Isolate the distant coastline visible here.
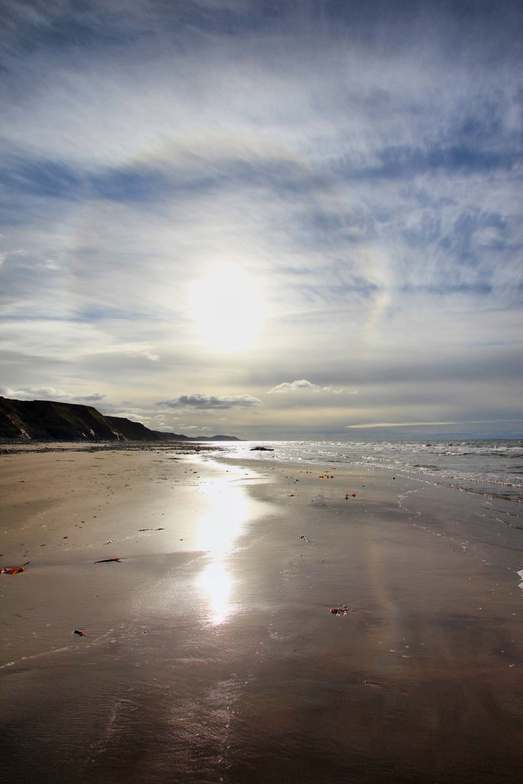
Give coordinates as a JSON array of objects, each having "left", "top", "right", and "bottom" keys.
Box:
[{"left": 0, "top": 396, "right": 239, "bottom": 443}]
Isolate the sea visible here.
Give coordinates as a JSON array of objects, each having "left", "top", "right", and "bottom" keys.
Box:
[{"left": 215, "top": 438, "right": 523, "bottom": 504}]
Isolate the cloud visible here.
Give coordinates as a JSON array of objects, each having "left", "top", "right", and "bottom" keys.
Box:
[
  {"left": 268, "top": 379, "right": 344, "bottom": 395},
  {"left": 0, "top": 2, "right": 521, "bottom": 438},
  {"left": 346, "top": 420, "right": 457, "bottom": 429},
  {"left": 346, "top": 419, "right": 523, "bottom": 430},
  {"left": 159, "top": 394, "right": 262, "bottom": 410},
  {"left": 0, "top": 385, "right": 105, "bottom": 403}
]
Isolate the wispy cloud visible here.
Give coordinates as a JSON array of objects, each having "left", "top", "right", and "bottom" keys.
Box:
[
  {"left": 346, "top": 421, "right": 458, "bottom": 430},
  {"left": 0, "top": 1, "right": 521, "bottom": 437},
  {"left": 0, "top": 385, "right": 104, "bottom": 403},
  {"left": 346, "top": 419, "right": 523, "bottom": 432}
]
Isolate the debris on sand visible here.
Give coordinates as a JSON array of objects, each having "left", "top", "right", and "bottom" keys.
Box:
[
  {"left": 250, "top": 446, "right": 274, "bottom": 451},
  {"left": 330, "top": 605, "right": 350, "bottom": 616},
  {"left": 94, "top": 557, "right": 122, "bottom": 564},
  {"left": 1, "top": 565, "right": 26, "bottom": 575},
  {"left": 73, "top": 629, "right": 86, "bottom": 637},
  {"left": 299, "top": 535, "right": 311, "bottom": 543}
]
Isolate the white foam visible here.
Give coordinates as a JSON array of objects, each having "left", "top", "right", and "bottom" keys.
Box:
[{"left": 0, "top": 628, "right": 115, "bottom": 671}]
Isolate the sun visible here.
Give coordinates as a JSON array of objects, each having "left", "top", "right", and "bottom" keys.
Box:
[{"left": 187, "top": 264, "right": 266, "bottom": 352}]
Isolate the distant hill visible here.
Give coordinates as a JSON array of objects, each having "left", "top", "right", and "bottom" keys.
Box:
[
  {"left": 0, "top": 397, "right": 239, "bottom": 443},
  {"left": 197, "top": 434, "right": 240, "bottom": 442}
]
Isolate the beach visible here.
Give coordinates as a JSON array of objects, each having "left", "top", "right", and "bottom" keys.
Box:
[{"left": 1, "top": 445, "right": 522, "bottom": 783}]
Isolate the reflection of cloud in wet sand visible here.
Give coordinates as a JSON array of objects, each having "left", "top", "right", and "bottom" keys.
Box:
[{"left": 195, "top": 468, "right": 269, "bottom": 626}]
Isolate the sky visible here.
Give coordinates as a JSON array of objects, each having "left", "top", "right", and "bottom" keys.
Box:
[{"left": 0, "top": 0, "right": 522, "bottom": 440}]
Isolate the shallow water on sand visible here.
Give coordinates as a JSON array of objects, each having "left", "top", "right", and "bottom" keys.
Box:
[
  {"left": 1, "top": 450, "right": 523, "bottom": 783},
  {"left": 217, "top": 439, "right": 523, "bottom": 504}
]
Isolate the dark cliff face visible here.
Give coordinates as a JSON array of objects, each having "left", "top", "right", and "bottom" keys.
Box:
[
  {"left": 0, "top": 397, "right": 239, "bottom": 442},
  {"left": 0, "top": 397, "right": 119, "bottom": 441},
  {"left": 105, "top": 416, "right": 162, "bottom": 441},
  {"left": 104, "top": 417, "right": 191, "bottom": 442}
]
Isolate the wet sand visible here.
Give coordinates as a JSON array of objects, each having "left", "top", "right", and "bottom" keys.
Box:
[{"left": 1, "top": 448, "right": 522, "bottom": 783}]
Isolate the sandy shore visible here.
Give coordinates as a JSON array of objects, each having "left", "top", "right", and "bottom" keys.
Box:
[{"left": 1, "top": 447, "right": 522, "bottom": 783}]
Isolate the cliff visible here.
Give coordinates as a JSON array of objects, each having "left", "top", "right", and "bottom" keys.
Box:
[
  {"left": 0, "top": 397, "right": 239, "bottom": 443},
  {"left": 104, "top": 416, "right": 184, "bottom": 442},
  {"left": 0, "top": 397, "right": 118, "bottom": 441}
]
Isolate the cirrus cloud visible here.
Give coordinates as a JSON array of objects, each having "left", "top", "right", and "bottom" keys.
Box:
[{"left": 0, "top": 2, "right": 521, "bottom": 439}]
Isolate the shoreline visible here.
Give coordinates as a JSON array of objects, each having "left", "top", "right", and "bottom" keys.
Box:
[
  {"left": 1, "top": 447, "right": 522, "bottom": 782},
  {"left": 0, "top": 440, "right": 218, "bottom": 456}
]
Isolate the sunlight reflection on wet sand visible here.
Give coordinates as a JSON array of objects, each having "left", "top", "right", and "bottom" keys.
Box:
[
  {"left": 193, "top": 462, "right": 269, "bottom": 626},
  {"left": 197, "top": 559, "right": 233, "bottom": 625}
]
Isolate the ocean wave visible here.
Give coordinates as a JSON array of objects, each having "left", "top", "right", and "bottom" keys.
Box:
[{"left": 218, "top": 440, "right": 523, "bottom": 505}]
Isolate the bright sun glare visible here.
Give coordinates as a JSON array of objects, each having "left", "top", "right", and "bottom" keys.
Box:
[{"left": 187, "top": 264, "right": 266, "bottom": 352}]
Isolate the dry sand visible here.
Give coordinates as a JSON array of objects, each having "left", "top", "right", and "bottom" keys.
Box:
[{"left": 1, "top": 447, "right": 522, "bottom": 783}]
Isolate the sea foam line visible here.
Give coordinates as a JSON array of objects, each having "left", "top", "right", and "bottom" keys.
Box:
[{"left": 0, "top": 628, "right": 115, "bottom": 671}]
